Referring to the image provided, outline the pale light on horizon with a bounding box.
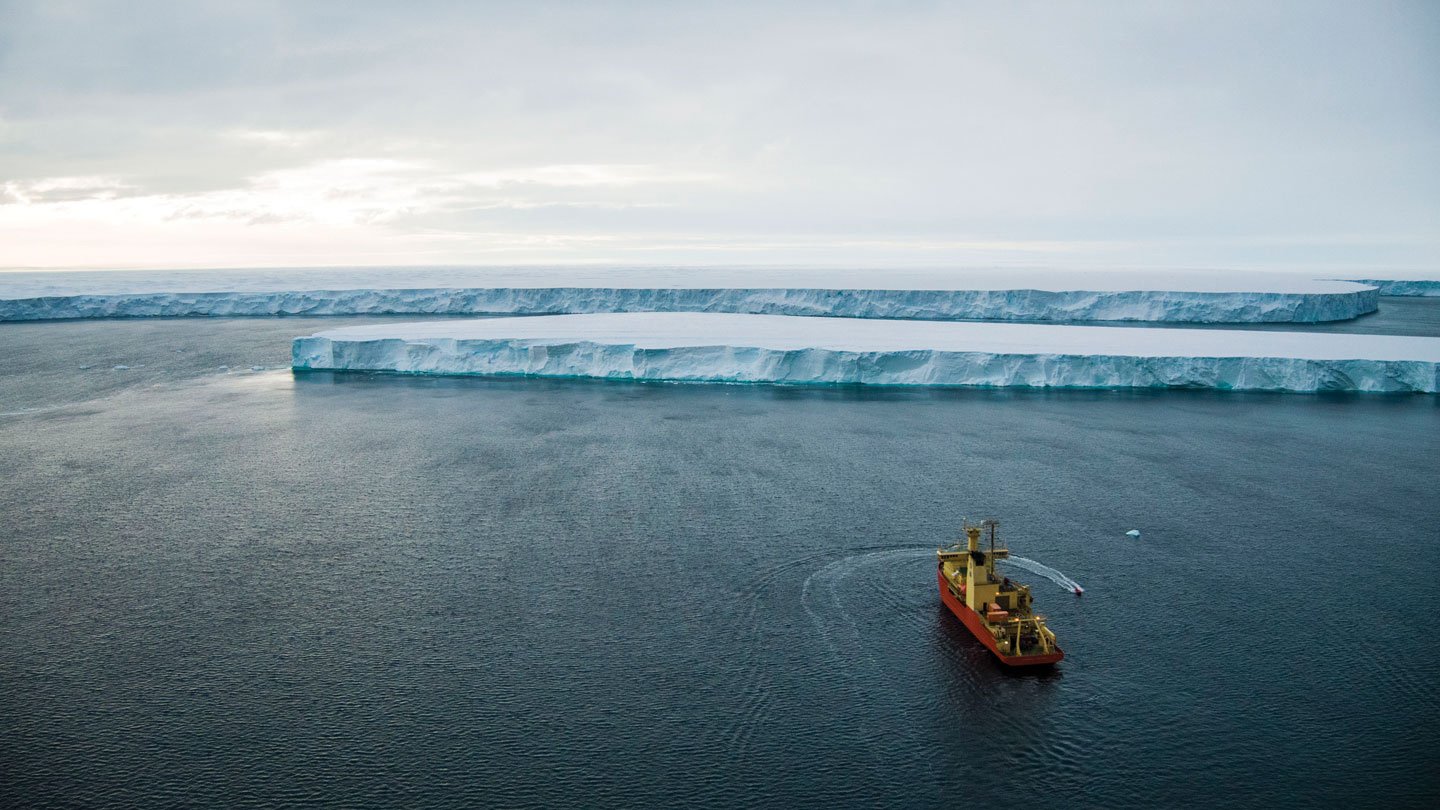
[0,1,1436,273]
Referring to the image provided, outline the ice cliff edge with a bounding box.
[0,268,1381,323]
[292,313,1440,394]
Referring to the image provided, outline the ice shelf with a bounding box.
[1323,269,1440,297]
[0,267,1385,323]
[292,313,1440,393]
[1341,279,1440,297]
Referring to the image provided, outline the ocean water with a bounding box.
[2,314,1439,808]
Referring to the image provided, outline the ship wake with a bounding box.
[999,555,1083,594]
[801,548,935,668]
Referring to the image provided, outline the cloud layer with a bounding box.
[1,1,1436,269]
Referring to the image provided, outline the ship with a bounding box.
[937,519,1064,667]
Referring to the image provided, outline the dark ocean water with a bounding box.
[2,311,1439,808]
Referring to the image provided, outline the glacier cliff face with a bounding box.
[0,284,1381,323]
[292,314,1440,393]
[1342,279,1440,297]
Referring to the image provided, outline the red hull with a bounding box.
[938,569,1063,667]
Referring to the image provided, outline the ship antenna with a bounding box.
[983,518,999,552]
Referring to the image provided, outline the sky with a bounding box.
[0,0,1436,271]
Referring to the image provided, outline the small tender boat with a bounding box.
[937,519,1063,667]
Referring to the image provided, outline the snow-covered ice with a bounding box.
[1342,279,1440,297]
[1325,269,1440,297]
[292,312,1440,393]
[0,267,1383,323]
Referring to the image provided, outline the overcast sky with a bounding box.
[0,0,1436,271]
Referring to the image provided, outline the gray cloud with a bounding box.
[0,0,1436,269]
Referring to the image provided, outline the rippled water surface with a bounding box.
[2,315,1439,808]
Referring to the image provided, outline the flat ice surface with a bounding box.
[1342,279,1440,297]
[295,313,1440,393]
[308,313,1440,360]
[0,267,1386,323]
[0,267,1380,296]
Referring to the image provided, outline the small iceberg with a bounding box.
[1126,529,1141,538]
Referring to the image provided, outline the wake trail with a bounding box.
[1000,555,1083,594]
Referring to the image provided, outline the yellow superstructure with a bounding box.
[936,519,1062,665]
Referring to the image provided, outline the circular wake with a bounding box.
[800,547,935,668]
